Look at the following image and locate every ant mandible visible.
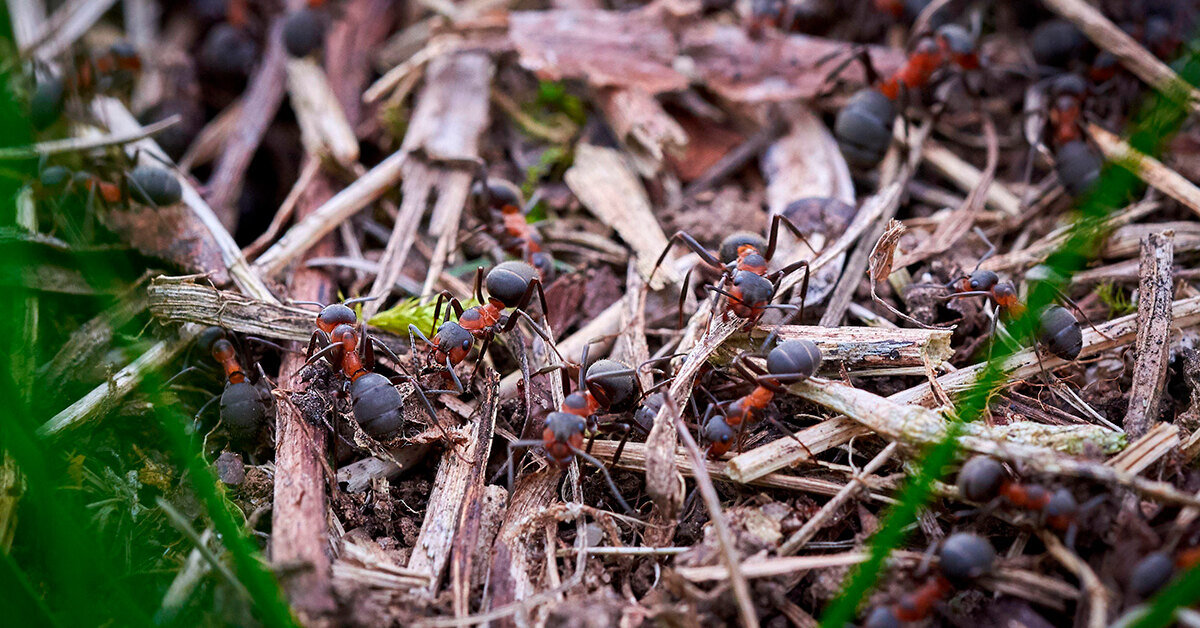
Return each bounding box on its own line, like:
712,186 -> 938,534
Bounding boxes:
863,532 -> 995,627
701,337 -> 822,458
649,214 -> 814,329
408,261 -> 561,387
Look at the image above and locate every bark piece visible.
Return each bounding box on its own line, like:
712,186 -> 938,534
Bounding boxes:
1125,231 -> 1175,438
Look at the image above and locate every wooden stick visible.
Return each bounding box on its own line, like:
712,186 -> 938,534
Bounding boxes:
1125,231 -> 1175,438
285,58 -> 360,167
723,417 -> 871,484
1089,124 -> 1200,219
729,324 -> 953,369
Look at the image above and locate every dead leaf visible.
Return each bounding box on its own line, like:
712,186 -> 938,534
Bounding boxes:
869,219 -> 905,285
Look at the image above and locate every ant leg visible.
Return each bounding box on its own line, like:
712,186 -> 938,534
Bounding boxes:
343,295 -> 378,307
756,303 -> 801,351
195,395 -> 220,422
764,214 -> 816,262
430,291 -> 465,338
441,354 -> 465,394
502,440 -> 545,494
473,267 -> 485,304
469,334 -> 494,384
569,445 -> 634,514
675,267 -> 693,330
400,376 -> 468,462
649,231 -> 725,284
939,290 -> 993,301
502,309 -> 567,363
972,226 -> 997,270
763,414 -> 815,458
304,340 -> 345,368
610,422 -> 633,467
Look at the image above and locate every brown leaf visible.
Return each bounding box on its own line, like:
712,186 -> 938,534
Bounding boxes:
680,24 -> 906,103
508,9 -> 687,94
869,219 -> 905,285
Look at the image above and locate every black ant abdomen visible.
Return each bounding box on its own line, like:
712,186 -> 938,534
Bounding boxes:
129,166 -> 183,207
283,8 -> 326,58
31,77 -> 65,130
956,455 -> 1006,502
938,532 -> 996,585
220,380 -> 269,442
1130,551 -> 1176,599
486,261 -> 540,308
767,339 -> 822,381
1053,140 -> 1102,198
1031,19 -> 1089,69
1038,305 -> 1083,361
835,88 -> 896,169
350,371 -> 405,440
586,359 -> 639,413
718,232 -> 768,265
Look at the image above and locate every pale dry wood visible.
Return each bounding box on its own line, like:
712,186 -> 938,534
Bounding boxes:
336,445 -> 432,493
39,328 -> 196,436
918,136 -> 1021,216
485,467 -> 562,620
892,295 -> 1200,407
146,278 -> 407,352
1041,532 -> 1108,628
1042,0 -> 1200,110
587,439 -> 891,500
777,442 -> 898,555
22,0 -> 117,60
253,149 -> 409,277
0,115 -> 180,160
92,98 -> 277,302
1090,124 -> 1200,219
1125,231 -> 1175,438
596,87 -> 686,176
726,324 -> 953,369
724,417 -> 871,483
6,0 -> 44,49
409,374 -> 497,594
285,58 -> 360,167
363,34 -> 465,104
459,484 -> 508,616
565,143 -> 677,289
1107,423 -> 1180,476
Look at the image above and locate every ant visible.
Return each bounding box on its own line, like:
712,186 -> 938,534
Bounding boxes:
1027,73 -> 1102,198
503,411 -> 635,514
700,337 -> 822,458
284,0 -> 336,58
408,261 -> 560,386
863,532 -> 995,628
469,177 -> 554,281
1129,546 -> 1200,599
30,41 -> 142,130
829,23 -> 980,168
168,327 -> 272,446
942,230 -> 1085,362
34,157 -> 183,240
649,214 -> 814,329
956,455 -> 1098,547
305,321 -> 456,444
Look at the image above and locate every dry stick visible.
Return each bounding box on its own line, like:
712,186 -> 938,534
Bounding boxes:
0,115 -> 180,160
1107,423 -> 1180,476
1089,124 -> 1200,219
1041,532 -> 1108,628
6,0 -> 43,49
22,0 -> 116,59
206,12 -> 290,231
588,438 -> 893,500
1042,0 -> 1200,110
919,136 -> 1020,216
285,58 -> 360,168
450,375 -> 501,616
1125,231 -> 1175,438
253,149 -> 410,277
778,442 -> 898,555
665,396 -> 759,628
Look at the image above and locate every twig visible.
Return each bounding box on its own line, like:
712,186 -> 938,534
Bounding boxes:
1041,531 -> 1109,628
918,134 -> 1020,216
778,442 -> 898,555
723,417 -> 871,483
1089,124 -> 1200,219
726,324 -> 953,369
664,395 -> 759,628
0,115 -> 180,160
285,58 -> 360,167
1107,423 -> 1180,476
1125,231 -> 1175,438
22,0 -> 116,60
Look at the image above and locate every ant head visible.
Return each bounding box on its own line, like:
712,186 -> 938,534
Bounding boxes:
1038,305 -> 1082,361
938,532 -> 995,585
330,323 -> 359,351
1051,73 -> 1087,98
30,76 -> 65,130
956,456 -> 1007,502
719,232 -> 767,265
210,338 -> 236,362
486,261 -> 538,308
766,339 -> 821,380
108,41 -> 141,69
966,269 -> 998,292
129,166 -> 182,207
530,251 -> 556,282
282,8 -> 326,58
433,321 -> 473,364
702,414 -> 735,448
317,303 -> 357,333
935,24 -> 976,56
197,326 -> 228,353
474,179 -> 523,212
863,605 -> 901,628
834,88 -> 896,169
585,359 -> 638,412
39,164 -> 71,189
545,411 -> 586,444
1045,488 -> 1078,519
731,271 -> 774,308
633,393 -> 664,432
1130,552 -> 1175,599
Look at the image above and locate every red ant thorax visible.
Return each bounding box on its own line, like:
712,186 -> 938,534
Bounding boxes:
726,385 -> 775,428
211,339 -> 246,384
880,38 -> 943,100
735,244 -> 768,274
893,576 -> 953,622
331,325 -> 369,381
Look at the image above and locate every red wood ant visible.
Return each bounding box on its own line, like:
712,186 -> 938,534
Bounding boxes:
701,338 -> 822,458
649,214 -> 813,329
31,42 -> 142,129
956,456 -> 1093,545
408,261 -> 561,386
863,532 -> 995,628
1029,73 -> 1102,198
469,177 -> 555,281
1129,546 -> 1200,599
830,24 -> 980,168
168,327 -> 271,446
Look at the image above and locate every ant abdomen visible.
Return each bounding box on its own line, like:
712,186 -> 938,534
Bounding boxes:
1038,305 -> 1083,361
835,88 -> 896,169
283,8 -> 325,58
767,339 -> 822,380
129,166 -> 183,207
938,532 -> 996,585
350,372 -> 405,439
1130,551 -> 1175,599
486,261 -> 538,308
718,232 -> 768,265
586,359 -> 639,413
956,455 -> 1007,502
220,380 -> 268,442
1053,140 -> 1102,198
